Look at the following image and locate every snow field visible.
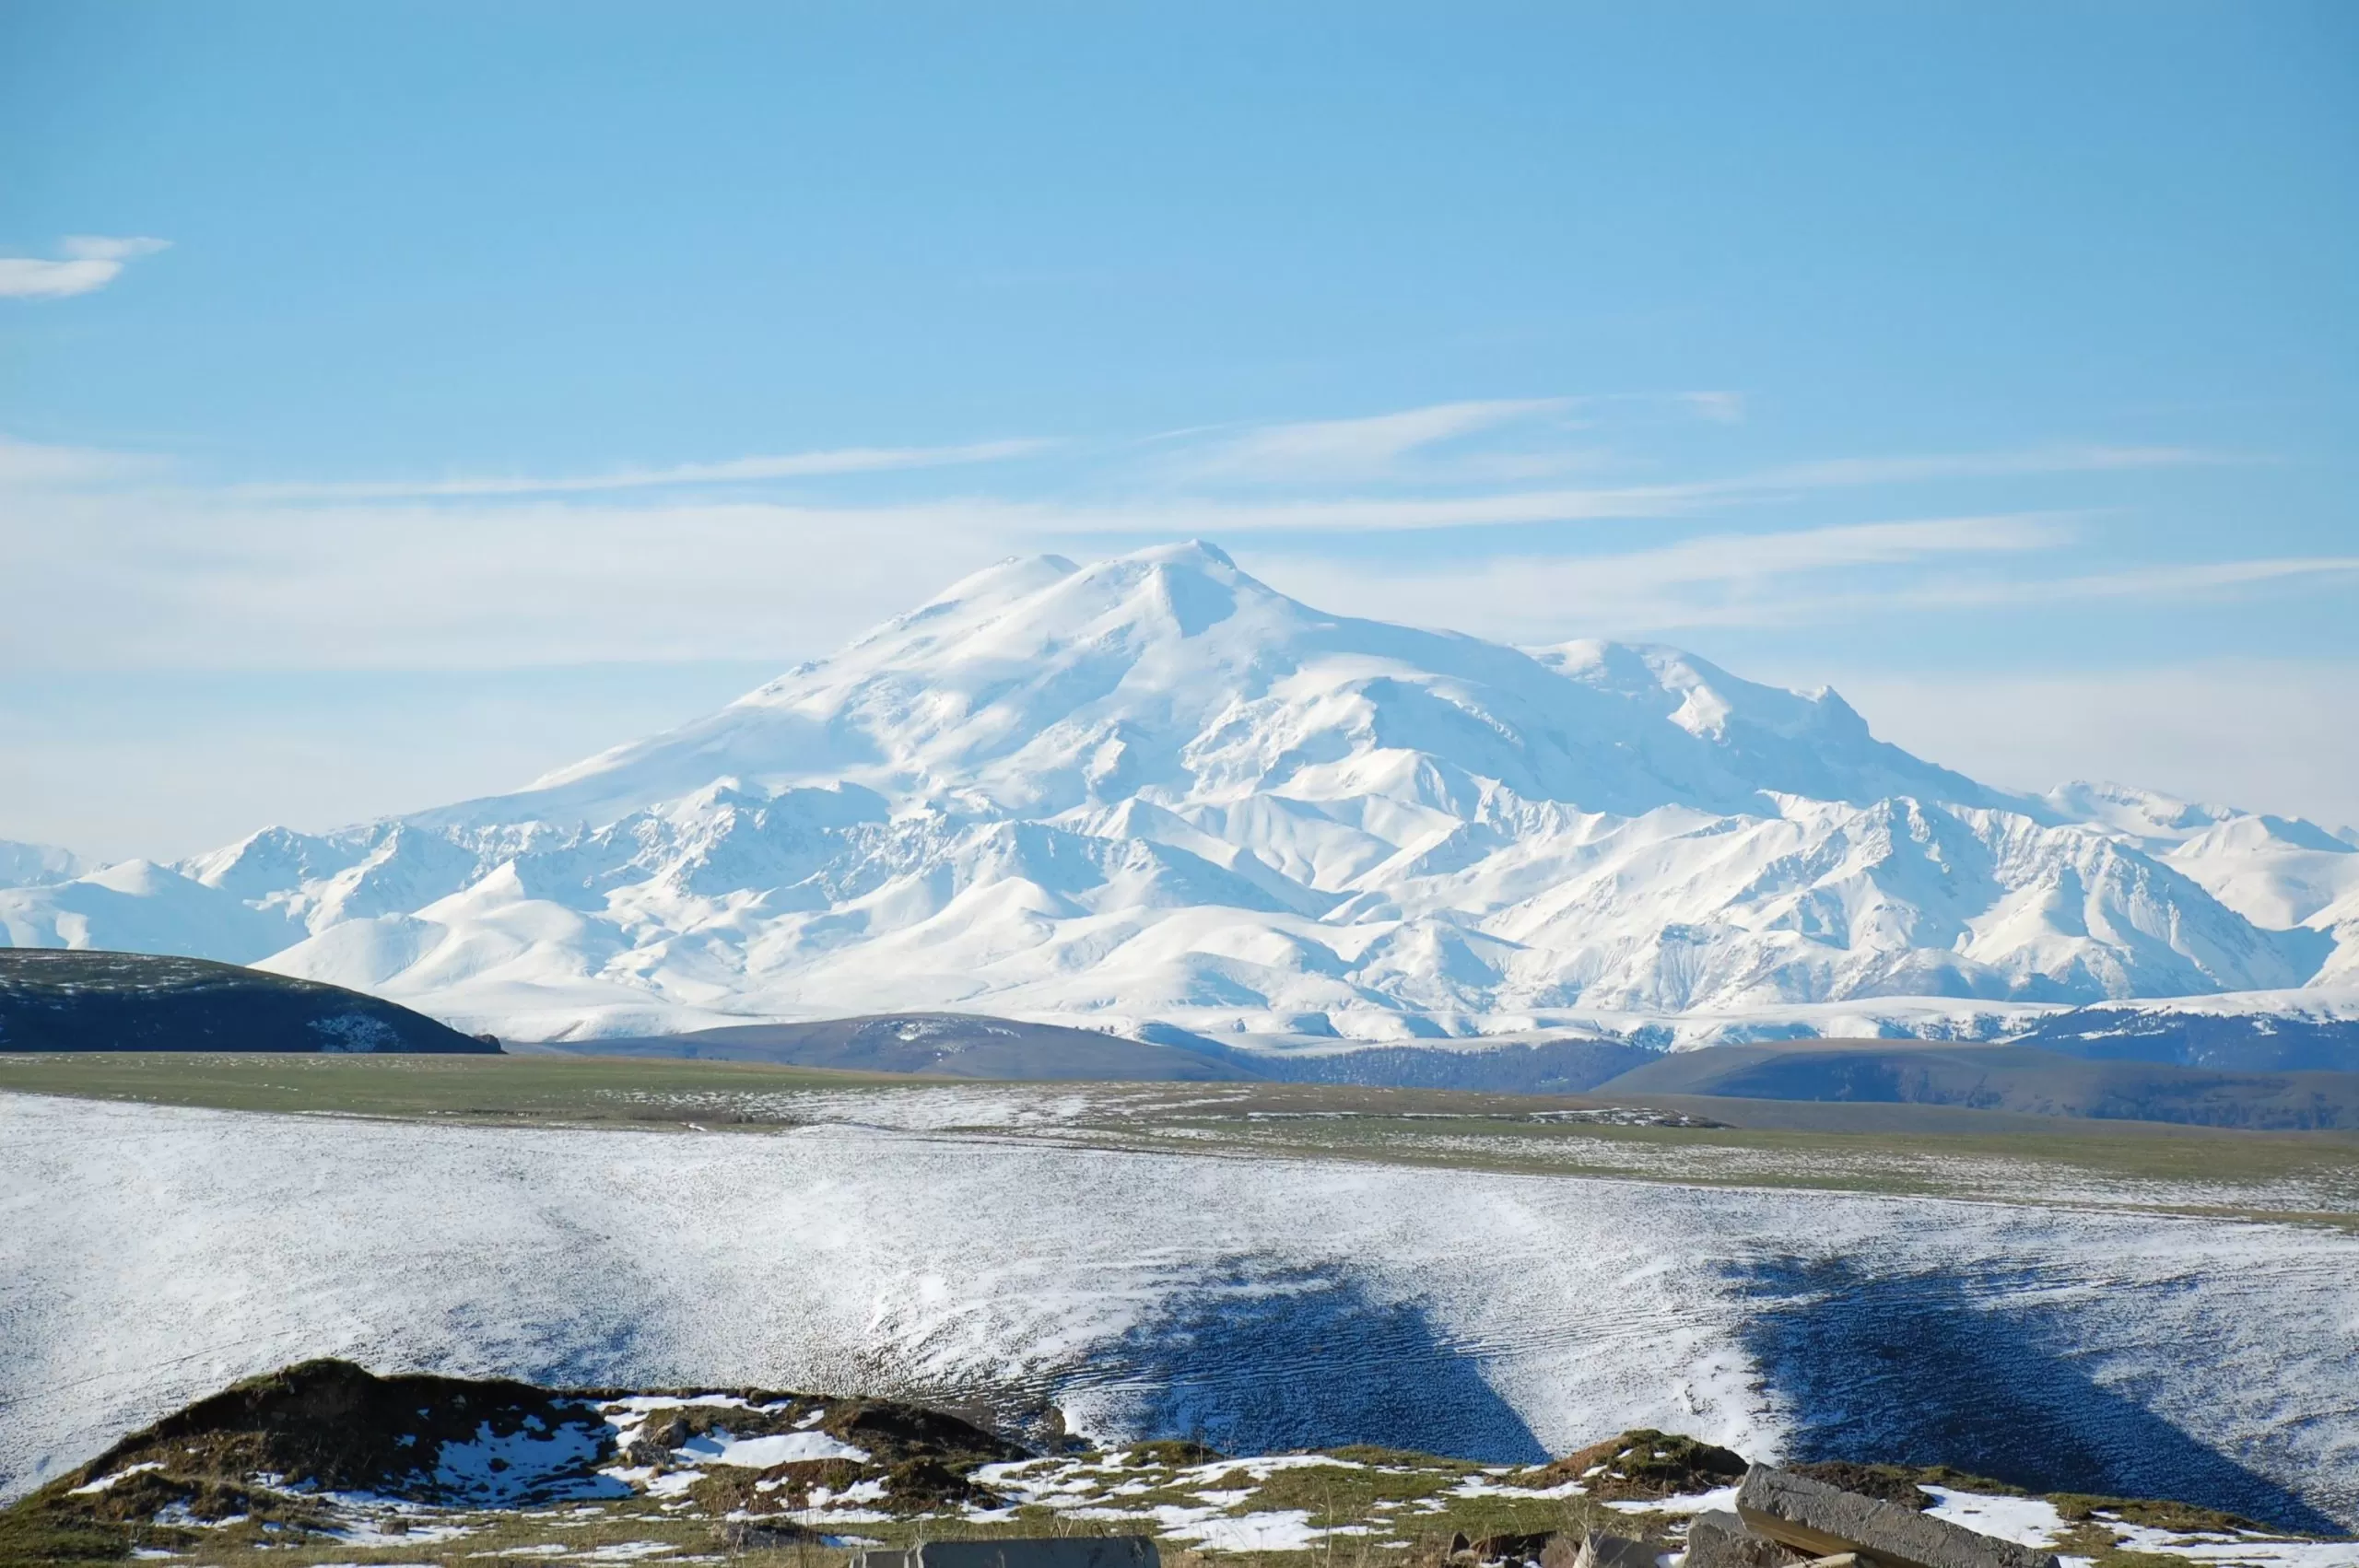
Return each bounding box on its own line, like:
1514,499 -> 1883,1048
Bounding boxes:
4,1092 -> 2356,1531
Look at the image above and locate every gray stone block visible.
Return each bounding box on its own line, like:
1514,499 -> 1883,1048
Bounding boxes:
913,1537 -> 1159,1568
1735,1466 -> 2060,1568
1567,1529 -> 1663,1568
1684,1510 -> 1793,1568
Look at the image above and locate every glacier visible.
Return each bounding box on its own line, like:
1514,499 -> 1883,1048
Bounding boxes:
3,541 -> 2351,1041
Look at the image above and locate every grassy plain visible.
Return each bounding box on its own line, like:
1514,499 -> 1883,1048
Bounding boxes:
4,1050 -> 2355,1223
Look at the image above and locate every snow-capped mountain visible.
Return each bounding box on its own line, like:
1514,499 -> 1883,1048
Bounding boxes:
0,839 -> 81,890
4,543 -> 2350,1040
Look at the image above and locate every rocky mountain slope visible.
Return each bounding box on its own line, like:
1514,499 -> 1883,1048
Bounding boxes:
4,543 -> 2351,1042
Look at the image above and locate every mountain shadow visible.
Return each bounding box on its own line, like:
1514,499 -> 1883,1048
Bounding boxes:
1259,1037 -> 1662,1094
1060,1267 -> 1546,1464
1730,1256 -> 2344,1535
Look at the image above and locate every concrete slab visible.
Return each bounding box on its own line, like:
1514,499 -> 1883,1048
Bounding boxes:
1735,1466 -> 2059,1568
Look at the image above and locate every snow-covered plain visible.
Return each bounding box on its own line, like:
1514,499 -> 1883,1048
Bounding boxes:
4,544 -> 2354,1041
4,1091 -> 2354,1532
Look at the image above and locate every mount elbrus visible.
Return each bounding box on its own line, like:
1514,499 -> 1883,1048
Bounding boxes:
2,543 -> 2353,1043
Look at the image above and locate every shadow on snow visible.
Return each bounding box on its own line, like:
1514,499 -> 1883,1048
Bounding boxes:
1730,1256 -> 2344,1537
1060,1266 -> 1546,1465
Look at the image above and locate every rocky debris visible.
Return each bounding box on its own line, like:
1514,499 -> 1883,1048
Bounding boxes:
1451,1528 -> 1557,1564
1736,1464 -> 2061,1568
1518,1428 -> 1750,1501
720,1517 -> 814,1551
1684,1510 -> 1794,1568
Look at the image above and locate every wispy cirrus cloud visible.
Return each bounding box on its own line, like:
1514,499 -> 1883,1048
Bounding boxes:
1245,514 -> 2078,637
1171,392 -> 1752,484
0,403 -> 2313,674
1877,554 -> 2359,608
0,494 -> 2116,670
1680,391 -> 1746,425
1248,522 -> 2355,641
1039,480 -> 1709,533
1756,444 -> 2236,489
0,236 -> 170,300
1182,397 -> 1579,482
1058,438 -> 2222,535
0,434 -> 160,486
232,438 -> 1053,501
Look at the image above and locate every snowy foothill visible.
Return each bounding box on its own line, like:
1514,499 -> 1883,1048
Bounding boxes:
4,544 -> 2355,1042
5,1090 -> 2356,1533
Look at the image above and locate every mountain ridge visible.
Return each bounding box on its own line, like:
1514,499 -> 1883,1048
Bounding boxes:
3,542 -> 2351,1041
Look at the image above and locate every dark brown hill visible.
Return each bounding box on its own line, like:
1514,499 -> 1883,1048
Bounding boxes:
0,949 -> 497,1053
1596,1039 -> 2359,1129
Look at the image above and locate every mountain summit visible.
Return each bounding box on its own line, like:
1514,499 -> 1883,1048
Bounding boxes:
5,544 -> 2347,1039
439,541 -> 1993,832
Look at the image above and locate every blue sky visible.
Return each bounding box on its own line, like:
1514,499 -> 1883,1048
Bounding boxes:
4,1 -> 2355,858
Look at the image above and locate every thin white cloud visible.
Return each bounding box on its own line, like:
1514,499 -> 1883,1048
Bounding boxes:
59,236 -> 170,262
1574,513 -> 2071,587
0,405 -> 2306,680
1062,441 -> 2218,535
1250,526 -> 2355,642
34,501 -> 2055,669
0,489 -> 1039,669
235,438 -> 1053,501
1185,398 -> 1576,482
1244,515 -> 2076,637
0,236 -> 170,299
1894,555 -> 2359,608
0,434 -> 158,486
1039,481 -> 1711,533
1680,391 -> 1746,425
16,406 -> 2219,539
1758,444 -> 2230,488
